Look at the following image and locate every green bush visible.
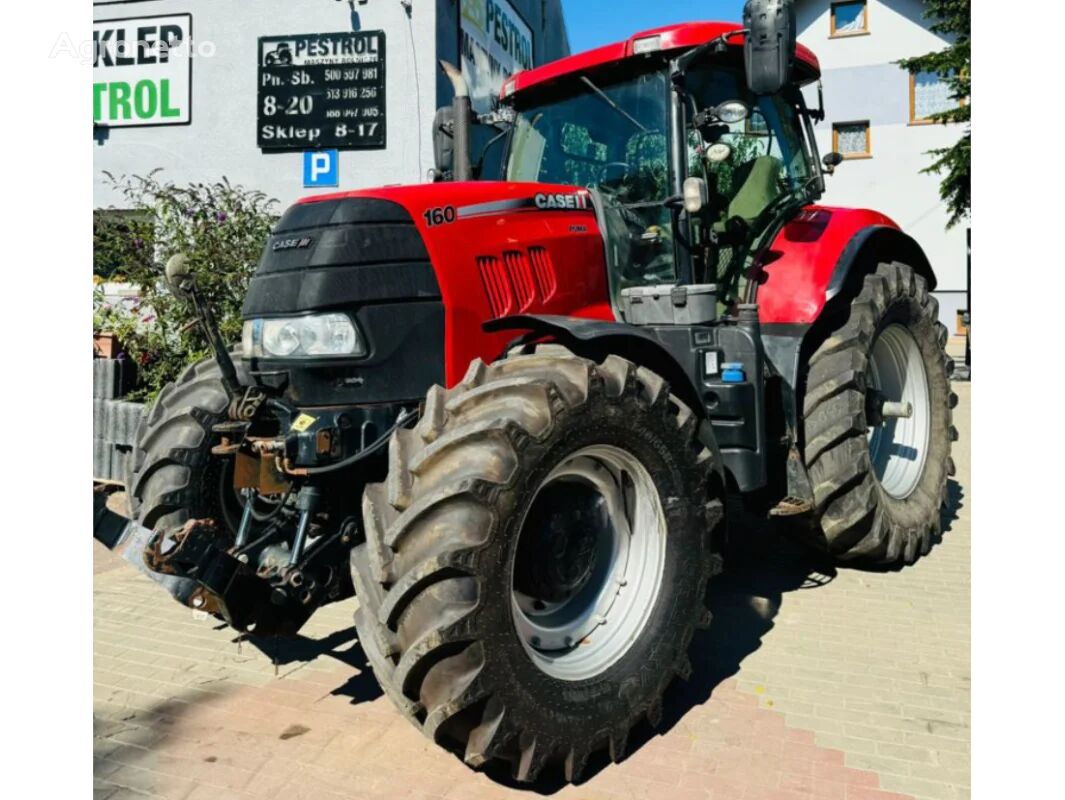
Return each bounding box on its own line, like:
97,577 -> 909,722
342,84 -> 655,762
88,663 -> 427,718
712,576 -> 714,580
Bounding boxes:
93,172 -> 278,402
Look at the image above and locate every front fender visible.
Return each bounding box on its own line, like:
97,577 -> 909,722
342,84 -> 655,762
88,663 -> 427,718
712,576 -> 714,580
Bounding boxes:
485,315 -> 704,407
757,206 -> 936,325
485,315 -> 731,486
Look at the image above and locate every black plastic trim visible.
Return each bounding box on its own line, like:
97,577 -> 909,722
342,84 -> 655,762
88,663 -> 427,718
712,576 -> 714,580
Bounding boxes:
243,263 -> 440,316
825,226 -> 936,304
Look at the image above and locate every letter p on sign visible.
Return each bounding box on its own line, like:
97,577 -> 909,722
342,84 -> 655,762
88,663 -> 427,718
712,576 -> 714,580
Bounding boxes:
303,150 -> 339,187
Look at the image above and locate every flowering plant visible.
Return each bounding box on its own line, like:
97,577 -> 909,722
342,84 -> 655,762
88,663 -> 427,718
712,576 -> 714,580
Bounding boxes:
93,172 -> 278,401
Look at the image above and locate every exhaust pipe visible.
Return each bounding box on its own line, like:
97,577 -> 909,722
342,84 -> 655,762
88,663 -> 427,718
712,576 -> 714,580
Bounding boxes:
439,60 -> 473,182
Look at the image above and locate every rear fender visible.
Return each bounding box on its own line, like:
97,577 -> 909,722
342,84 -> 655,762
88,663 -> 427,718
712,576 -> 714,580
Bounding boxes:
756,213 -> 936,503
757,209 -> 937,422
757,207 -> 936,325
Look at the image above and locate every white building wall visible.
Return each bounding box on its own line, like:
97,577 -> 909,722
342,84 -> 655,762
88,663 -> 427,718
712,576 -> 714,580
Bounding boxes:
93,0 -> 570,212
93,0 -> 441,210
796,0 -> 968,330
797,0 -> 952,68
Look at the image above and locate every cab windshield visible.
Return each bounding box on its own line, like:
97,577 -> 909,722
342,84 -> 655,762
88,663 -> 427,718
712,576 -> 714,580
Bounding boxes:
505,66 -> 678,293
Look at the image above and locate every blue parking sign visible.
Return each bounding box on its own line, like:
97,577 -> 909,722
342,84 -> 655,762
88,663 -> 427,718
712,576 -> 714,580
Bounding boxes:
303,150 -> 339,188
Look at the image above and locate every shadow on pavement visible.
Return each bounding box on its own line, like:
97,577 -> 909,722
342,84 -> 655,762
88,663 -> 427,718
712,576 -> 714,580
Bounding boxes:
244,625 -> 384,705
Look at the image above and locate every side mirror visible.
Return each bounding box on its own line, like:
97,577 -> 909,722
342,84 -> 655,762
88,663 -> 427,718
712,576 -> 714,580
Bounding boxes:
743,0 -> 796,95
683,177 -> 709,213
432,105 -> 455,180
165,253 -> 194,299
822,151 -> 844,173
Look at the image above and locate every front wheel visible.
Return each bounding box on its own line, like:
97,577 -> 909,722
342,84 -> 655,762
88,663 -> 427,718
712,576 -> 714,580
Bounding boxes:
802,261 -> 956,566
128,358 -> 235,532
350,346 -> 724,783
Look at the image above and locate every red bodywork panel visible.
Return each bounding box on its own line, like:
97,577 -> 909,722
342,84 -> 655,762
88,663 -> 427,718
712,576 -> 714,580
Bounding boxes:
503,21 -> 820,98
299,183 -> 613,387
299,185 -> 903,381
757,206 -> 900,324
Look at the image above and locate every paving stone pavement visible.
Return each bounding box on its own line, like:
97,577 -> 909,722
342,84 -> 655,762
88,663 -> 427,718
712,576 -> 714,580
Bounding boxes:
93,384 -> 970,800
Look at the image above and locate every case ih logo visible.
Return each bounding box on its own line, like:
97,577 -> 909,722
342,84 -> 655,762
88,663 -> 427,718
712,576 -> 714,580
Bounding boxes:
534,192 -> 590,211
272,237 -> 314,251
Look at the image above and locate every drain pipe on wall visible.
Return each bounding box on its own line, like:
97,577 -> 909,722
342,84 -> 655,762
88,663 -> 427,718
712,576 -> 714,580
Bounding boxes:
398,0 -> 426,179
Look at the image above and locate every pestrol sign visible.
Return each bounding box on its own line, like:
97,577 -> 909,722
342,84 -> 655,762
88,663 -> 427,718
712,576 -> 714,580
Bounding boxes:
93,14 -> 192,128
460,0 -> 533,114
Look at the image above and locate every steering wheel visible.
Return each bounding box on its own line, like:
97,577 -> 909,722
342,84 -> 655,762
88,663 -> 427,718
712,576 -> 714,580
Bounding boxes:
597,162 -> 631,192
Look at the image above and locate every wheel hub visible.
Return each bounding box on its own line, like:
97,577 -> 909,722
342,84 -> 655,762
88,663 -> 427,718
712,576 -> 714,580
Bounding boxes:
514,481 -> 606,604
511,445 -> 667,682
866,324 -> 932,499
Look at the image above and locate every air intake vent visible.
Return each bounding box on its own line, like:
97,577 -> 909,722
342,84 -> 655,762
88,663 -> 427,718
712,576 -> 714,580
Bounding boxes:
477,255 -> 512,318
503,251 -> 535,311
529,246 -> 557,300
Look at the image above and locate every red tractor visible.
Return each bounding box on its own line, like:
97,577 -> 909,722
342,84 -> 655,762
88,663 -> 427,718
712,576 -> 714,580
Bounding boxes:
96,0 -> 956,784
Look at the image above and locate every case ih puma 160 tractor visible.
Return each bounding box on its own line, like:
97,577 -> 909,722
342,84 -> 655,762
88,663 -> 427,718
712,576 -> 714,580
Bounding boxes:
95,0 -> 956,783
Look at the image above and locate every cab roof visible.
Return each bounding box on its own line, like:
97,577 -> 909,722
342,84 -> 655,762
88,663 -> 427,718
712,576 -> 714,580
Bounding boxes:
501,21 -> 821,100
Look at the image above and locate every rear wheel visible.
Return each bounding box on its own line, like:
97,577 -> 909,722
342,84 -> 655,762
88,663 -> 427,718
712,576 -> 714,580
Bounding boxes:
351,346 -> 724,782
802,261 -> 956,566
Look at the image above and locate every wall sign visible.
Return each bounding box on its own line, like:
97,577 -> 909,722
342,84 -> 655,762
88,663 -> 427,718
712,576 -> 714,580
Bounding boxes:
258,31 -> 386,151
460,0 -> 534,114
93,14 -> 192,128
303,150 -> 339,187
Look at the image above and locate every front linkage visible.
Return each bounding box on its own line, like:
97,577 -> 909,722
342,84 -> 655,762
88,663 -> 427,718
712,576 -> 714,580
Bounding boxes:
94,492 -> 359,636
94,255 -> 411,637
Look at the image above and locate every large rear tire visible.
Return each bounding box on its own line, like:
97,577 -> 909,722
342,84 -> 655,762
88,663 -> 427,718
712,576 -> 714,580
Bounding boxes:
803,261 -> 957,567
351,346 -> 724,783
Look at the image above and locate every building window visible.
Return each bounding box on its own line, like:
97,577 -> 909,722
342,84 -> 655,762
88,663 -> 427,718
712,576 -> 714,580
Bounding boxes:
910,70 -> 963,124
830,1 -> 868,37
833,121 -> 871,159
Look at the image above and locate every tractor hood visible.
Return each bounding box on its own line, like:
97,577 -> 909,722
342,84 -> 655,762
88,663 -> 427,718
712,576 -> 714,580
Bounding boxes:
244,182 -> 612,391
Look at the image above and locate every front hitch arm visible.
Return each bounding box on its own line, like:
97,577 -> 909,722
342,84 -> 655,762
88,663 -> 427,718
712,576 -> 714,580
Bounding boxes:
92,492 -> 312,636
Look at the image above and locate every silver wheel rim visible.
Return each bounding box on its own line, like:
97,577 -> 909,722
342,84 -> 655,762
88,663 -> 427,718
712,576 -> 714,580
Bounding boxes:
511,445 -> 667,681
866,324 -> 931,499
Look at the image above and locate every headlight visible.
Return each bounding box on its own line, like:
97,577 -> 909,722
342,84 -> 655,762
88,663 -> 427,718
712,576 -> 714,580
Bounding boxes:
241,313 -> 366,359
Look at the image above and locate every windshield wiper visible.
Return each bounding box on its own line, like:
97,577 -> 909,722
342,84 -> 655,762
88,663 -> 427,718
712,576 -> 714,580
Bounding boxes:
580,76 -> 648,133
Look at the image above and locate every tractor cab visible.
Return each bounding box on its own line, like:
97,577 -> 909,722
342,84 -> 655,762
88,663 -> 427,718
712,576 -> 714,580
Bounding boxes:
497,20 -> 825,314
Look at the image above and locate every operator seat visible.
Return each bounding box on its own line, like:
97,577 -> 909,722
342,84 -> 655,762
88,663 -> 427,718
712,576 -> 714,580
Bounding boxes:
711,154 -> 782,303
718,154 -> 783,229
